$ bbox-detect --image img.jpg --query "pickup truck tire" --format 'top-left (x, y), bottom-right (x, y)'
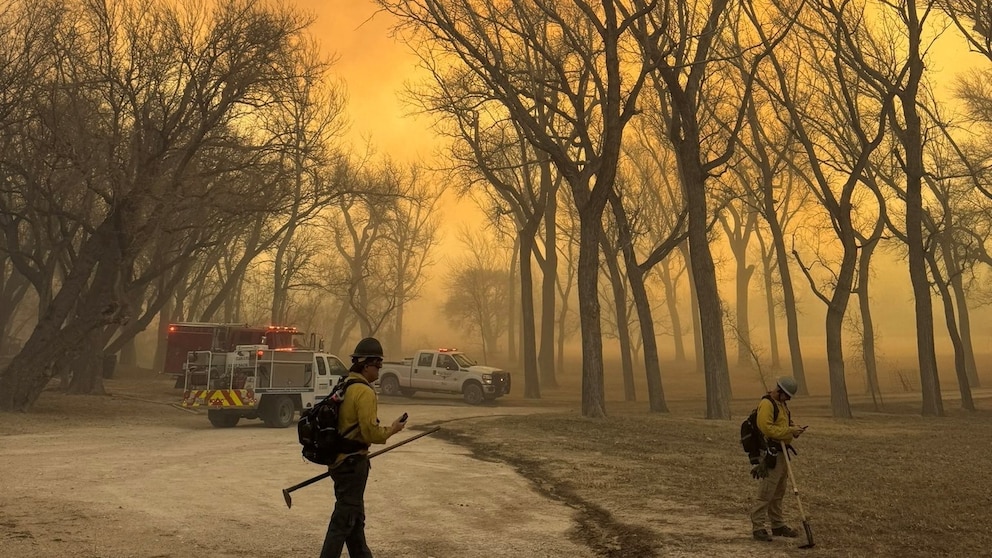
top-left (207, 410), bottom-right (240, 428)
top-left (462, 381), bottom-right (484, 405)
top-left (379, 374), bottom-right (402, 396)
top-left (262, 395), bottom-right (296, 428)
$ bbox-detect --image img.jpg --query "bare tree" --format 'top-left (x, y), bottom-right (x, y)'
top-left (444, 228), bottom-right (512, 362)
top-left (631, 0), bottom-right (785, 418)
top-left (752, 0), bottom-right (898, 417)
top-left (377, 0), bottom-right (663, 417)
top-left (418, 78), bottom-right (556, 398)
top-left (323, 157), bottom-right (438, 356)
top-left (599, 207), bottom-right (638, 402)
top-left (718, 198), bottom-right (759, 368)
top-left (0, 0), bottom-right (315, 410)
top-left (723, 39), bottom-right (812, 390)
top-left (260, 37), bottom-right (347, 324)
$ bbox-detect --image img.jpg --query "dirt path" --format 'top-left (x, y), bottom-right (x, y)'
top-left (0, 392), bottom-right (600, 558)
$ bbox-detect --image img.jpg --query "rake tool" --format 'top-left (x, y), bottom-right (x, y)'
top-left (282, 426), bottom-right (440, 508)
top-left (781, 441), bottom-right (815, 549)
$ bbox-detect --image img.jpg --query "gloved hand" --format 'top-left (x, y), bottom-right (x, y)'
top-left (751, 463), bottom-right (769, 479)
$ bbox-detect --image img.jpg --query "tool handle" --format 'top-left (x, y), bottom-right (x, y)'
top-left (284, 427), bottom-right (441, 497)
top-left (780, 441), bottom-right (808, 519)
top-left (286, 471), bottom-right (330, 494)
top-left (369, 426), bottom-right (440, 458)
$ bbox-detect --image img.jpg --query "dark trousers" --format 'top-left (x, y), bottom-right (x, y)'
top-left (320, 455), bottom-right (372, 558)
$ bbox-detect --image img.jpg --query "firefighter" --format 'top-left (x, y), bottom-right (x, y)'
top-left (750, 376), bottom-right (806, 542)
top-left (320, 337), bottom-right (406, 558)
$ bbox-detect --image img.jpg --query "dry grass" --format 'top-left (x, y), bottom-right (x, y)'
top-left (428, 394), bottom-right (992, 558)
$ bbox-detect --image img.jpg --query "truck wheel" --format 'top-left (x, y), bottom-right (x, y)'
top-left (262, 395), bottom-right (296, 428)
top-left (462, 382), bottom-right (484, 405)
top-left (380, 375), bottom-right (402, 396)
top-left (207, 410), bottom-right (240, 428)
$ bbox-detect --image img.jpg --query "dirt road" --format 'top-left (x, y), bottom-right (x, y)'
top-left (0, 391), bottom-right (597, 558)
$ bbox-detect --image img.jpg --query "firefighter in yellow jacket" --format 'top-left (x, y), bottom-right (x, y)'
top-left (750, 376), bottom-right (806, 542)
top-left (320, 337), bottom-right (406, 558)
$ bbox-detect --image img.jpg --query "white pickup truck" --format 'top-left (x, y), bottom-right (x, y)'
top-left (378, 348), bottom-right (511, 405)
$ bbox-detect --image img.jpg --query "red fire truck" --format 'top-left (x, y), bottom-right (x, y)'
top-left (164, 323), bottom-right (312, 384)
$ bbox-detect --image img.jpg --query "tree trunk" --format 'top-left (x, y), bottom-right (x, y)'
top-left (680, 243), bottom-right (705, 374)
top-left (735, 261), bottom-right (755, 367)
top-left (906, 157), bottom-right (942, 416)
top-left (394, 295), bottom-right (405, 355)
top-left (758, 237), bottom-right (781, 370)
top-left (630, 265), bottom-right (668, 412)
top-left (67, 350), bottom-right (107, 396)
top-left (519, 230), bottom-right (541, 399)
top-left (659, 260), bottom-right (686, 362)
top-left (764, 204), bottom-right (807, 394)
top-left (153, 297), bottom-right (173, 373)
top-left (824, 232), bottom-right (855, 419)
top-left (0, 263), bottom-right (30, 354)
top-left (928, 252), bottom-right (975, 411)
top-left (577, 209), bottom-right (606, 418)
top-left (507, 236), bottom-right (519, 365)
top-left (722, 207), bottom-right (757, 367)
top-left (903, 0), bottom-right (943, 417)
top-left (945, 246), bottom-right (980, 387)
top-left (119, 337), bottom-right (136, 368)
top-left (608, 191), bottom-right (667, 411)
top-left (539, 192), bottom-right (558, 387)
top-left (679, 155), bottom-right (731, 419)
top-left (602, 237), bottom-right (635, 402)
top-left (857, 240), bottom-right (883, 410)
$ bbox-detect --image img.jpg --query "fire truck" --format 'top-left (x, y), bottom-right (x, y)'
top-left (164, 322), bottom-right (315, 386)
top-left (180, 345), bottom-right (349, 428)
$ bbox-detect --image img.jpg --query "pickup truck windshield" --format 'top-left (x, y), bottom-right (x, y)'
top-left (452, 353), bottom-right (475, 367)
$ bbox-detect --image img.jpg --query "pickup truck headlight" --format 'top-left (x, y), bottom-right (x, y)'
top-left (481, 374), bottom-right (493, 384)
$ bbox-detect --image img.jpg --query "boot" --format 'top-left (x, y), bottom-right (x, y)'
top-left (752, 529), bottom-right (773, 542)
top-left (772, 525), bottom-right (799, 538)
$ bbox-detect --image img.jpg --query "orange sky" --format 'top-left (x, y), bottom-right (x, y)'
top-left (285, 1), bottom-right (992, 363)
top-left (292, 0), bottom-right (438, 161)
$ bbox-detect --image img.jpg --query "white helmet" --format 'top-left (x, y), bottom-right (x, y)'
top-left (776, 376), bottom-right (798, 398)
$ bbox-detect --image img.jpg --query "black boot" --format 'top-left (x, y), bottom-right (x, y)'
top-left (772, 525), bottom-right (799, 538)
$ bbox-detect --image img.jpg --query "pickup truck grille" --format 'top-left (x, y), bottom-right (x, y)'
top-left (492, 371), bottom-right (511, 394)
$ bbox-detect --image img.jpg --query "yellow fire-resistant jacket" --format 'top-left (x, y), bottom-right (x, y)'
top-left (332, 372), bottom-right (392, 467)
top-left (756, 396), bottom-right (794, 445)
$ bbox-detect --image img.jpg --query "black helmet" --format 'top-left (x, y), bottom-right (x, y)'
top-left (350, 337), bottom-right (384, 360)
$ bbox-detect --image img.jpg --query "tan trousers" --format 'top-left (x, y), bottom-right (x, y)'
top-left (750, 451), bottom-right (790, 531)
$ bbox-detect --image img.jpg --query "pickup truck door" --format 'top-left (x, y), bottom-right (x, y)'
top-left (314, 356), bottom-right (333, 397)
top-left (411, 352), bottom-right (437, 390)
top-left (325, 356), bottom-right (349, 384)
top-left (434, 353), bottom-right (465, 392)
top-left (308, 355), bottom-right (348, 408)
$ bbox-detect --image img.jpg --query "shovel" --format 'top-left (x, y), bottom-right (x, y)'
top-left (781, 441), bottom-right (815, 549)
top-left (282, 426), bottom-right (440, 508)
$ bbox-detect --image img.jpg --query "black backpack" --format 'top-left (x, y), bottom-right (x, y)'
top-left (298, 378), bottom-right (370, 465)
top-left (740, 394), bottom-right (779, 465)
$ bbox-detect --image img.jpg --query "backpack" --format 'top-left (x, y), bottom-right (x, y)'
top-left (298, 378), bottom-right (370, 465)
top-left (740, 394), bottom-right (779, 465)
